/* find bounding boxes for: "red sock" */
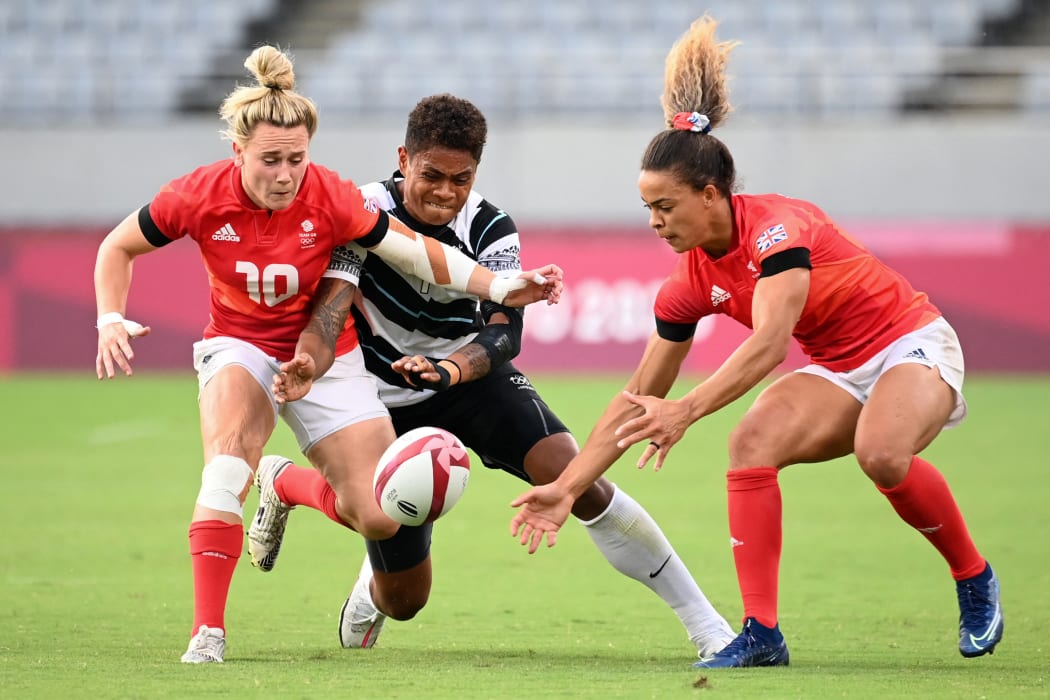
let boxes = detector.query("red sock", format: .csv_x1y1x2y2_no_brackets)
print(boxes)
877,456,985,580
726,467,781,628
188,520,243,636
274,463,347,527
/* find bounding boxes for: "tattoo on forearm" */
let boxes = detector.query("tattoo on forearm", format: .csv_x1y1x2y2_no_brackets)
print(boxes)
461,344,490,378
308,284,355,346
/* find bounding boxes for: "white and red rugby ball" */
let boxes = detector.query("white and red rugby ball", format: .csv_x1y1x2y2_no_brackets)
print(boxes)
373,427,471,526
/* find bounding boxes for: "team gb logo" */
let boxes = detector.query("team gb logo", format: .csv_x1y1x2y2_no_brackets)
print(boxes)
299,219,316,249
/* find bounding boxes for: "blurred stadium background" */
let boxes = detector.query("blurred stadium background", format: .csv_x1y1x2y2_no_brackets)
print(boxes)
1,0,1048,373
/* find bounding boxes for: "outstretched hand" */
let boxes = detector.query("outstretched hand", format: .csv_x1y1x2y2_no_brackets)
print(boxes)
502,264,564,307
273,352,317,404
96,318,151,379
614,390,692,471
392,354,453,391
509,482,575,554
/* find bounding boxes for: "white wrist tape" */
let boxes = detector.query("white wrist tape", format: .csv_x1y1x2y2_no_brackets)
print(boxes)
370,230,477,292
96,312,124,328
488,276,529,305
196,455,253,517
96,312,145,335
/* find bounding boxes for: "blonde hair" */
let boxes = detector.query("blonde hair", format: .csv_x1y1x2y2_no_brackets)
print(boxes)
659,15,739,130
219,45,318,146
642,15,741,198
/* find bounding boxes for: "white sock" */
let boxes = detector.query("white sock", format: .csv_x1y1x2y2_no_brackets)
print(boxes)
579,484,735,656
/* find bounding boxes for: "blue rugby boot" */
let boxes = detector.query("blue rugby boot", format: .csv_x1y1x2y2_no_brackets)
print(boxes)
693,617,789,668
957,562,1003,657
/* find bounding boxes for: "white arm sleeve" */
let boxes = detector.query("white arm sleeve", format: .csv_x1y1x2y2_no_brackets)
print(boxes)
367,228,478,290
367,224,536,304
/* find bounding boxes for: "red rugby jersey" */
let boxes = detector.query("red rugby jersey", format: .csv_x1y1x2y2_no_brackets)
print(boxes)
147,159,380,360
654,193,941,371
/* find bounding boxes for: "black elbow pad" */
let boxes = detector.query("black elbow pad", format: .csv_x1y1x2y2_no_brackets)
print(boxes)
475,302,524,367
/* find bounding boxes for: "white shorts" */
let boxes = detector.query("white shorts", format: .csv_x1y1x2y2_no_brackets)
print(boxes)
796,317,967,429
193,336,389,453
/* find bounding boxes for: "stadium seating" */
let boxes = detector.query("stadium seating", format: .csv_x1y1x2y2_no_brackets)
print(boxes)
0,0,275,123
300,0,1032,119
0,0,1043,123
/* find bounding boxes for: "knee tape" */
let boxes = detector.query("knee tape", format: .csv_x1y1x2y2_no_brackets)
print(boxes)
196,455,253,517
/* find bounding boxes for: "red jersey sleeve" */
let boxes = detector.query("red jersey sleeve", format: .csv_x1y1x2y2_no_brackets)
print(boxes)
735,196,814,269
653,255,712,325
147,171,212,242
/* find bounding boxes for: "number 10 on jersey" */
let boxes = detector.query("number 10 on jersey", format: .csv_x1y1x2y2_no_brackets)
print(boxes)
235,261,300,307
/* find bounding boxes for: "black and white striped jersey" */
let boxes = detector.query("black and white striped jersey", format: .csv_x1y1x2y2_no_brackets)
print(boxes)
325,172,524,407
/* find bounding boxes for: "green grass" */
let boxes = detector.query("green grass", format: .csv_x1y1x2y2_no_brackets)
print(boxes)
1,373,1047,699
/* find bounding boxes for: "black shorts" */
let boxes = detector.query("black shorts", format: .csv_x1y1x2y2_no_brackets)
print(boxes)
388,362,570,484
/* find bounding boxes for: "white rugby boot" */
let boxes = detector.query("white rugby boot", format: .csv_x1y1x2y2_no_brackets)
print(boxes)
247,455,294,572
180,625,226,663
339,557,387,648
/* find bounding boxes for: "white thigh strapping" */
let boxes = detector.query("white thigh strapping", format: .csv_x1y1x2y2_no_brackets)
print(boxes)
796,317,967,429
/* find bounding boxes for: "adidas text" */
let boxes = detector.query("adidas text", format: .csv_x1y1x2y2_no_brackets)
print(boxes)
212,223,240,242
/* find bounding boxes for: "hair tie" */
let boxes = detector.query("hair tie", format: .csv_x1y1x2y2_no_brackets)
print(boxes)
672,111,712,134
263,83,282,90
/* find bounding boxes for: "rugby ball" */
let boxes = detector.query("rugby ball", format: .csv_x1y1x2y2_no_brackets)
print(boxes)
373,427,471,526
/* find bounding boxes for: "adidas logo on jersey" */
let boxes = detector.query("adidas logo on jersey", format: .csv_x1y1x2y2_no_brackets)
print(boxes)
212,223,240,242
711,285,731,305
903,348,929,361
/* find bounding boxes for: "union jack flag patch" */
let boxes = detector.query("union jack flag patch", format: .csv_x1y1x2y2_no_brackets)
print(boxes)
756,224,788,254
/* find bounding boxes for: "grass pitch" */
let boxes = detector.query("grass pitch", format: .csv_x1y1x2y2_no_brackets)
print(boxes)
1,373,1047,699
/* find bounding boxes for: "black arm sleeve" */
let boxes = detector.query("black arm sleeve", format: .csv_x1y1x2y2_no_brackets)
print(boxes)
759,247,811,277
473,300,524,368
655,317,697,342
354,209,391,248
480,300,523,329
138,204,174,248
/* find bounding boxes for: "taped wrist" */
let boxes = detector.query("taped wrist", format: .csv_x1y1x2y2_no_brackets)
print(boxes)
96,311,125,328
407,358,452,391
97,313,145,336
487,276,527,305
